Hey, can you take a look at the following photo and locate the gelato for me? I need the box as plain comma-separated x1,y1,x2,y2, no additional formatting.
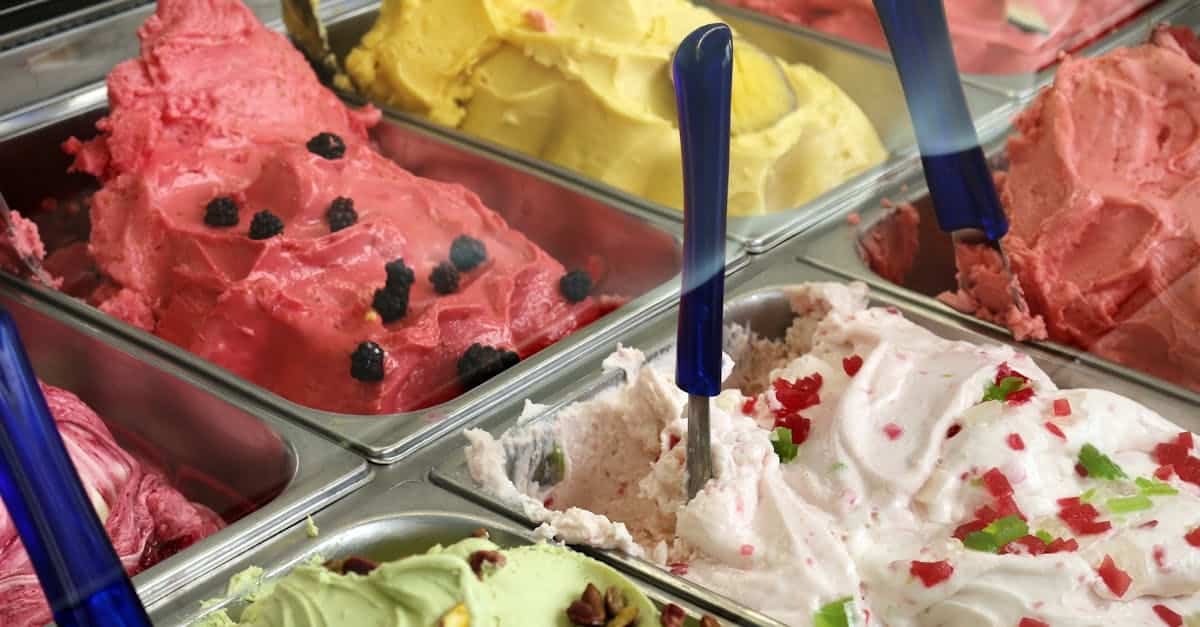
344,0,886,216
724,0,1156,75
47,0,619,414
1,383,223,627
197,535,711,626
931,26,1200,393
468,282,1200,626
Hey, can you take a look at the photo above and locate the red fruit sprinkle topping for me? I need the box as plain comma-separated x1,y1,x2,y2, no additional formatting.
1046,537,1079,553
772,374,822,417
1154,545,1167,569
742,397,757,415
1179,432,1195,450
1007,433,1026,451
946,424,962,439
1075,463,1089,478
1155,465,1175,480
1044,422,1066,440
1139,520,1160,529
1153,604,1183,627
909,560,954,587
1153,439,1200,487
739,544,754,557
1019,619,1050,627
1097,555,1132,598
668,434,681,450
982,468,1014,498
842,355,864,376
1185,528,1200,548
1053,399,1072,417
884,423,903,441
774,414,812,446
1006,387,1035,406
1058,500,1111,536
669,562,689,575
996,362,1031,384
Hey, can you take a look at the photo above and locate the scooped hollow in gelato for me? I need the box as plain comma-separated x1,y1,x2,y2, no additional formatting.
54,0,620,414
723,0,1157,75
468,282,1200,626
1,383,223,627
344,0,885,217
930,26,1200,393
195,535,699,626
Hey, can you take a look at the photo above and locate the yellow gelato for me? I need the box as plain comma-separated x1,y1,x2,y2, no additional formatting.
345,0,886,216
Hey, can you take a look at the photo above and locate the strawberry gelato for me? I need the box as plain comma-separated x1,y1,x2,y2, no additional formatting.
724,0,1156,75
35,0,619,414
468,282,1200,626
0,384,222,627
935,26,1200,392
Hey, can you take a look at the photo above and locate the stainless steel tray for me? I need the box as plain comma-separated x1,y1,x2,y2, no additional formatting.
320,2,1014,254
0,65,728,462
698,0,1189,100
424,258,1199,626
800,124,1200,414
148,478,752,626
0,276,371,608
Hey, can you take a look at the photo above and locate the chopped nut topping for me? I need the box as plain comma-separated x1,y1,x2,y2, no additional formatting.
604,586,627,615
467,550,506,579
567,599,606,626
437,603,469,627
323,555,379,575
606,606,639,627
700,615,721,627
472,527,490,539
568,582,641,626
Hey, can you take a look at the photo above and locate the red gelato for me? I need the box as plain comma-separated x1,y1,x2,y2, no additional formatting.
723,0,1156,75
59,0,618,414
0,384,222,627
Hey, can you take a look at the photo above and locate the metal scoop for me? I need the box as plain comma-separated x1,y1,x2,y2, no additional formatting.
281,0,343,82
0,192,56,287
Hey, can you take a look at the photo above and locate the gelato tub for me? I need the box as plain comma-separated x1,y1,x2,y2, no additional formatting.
320,1,1012,252
148,479,746,626
0,273,369,614
430,258,1200,626
0,0,704,462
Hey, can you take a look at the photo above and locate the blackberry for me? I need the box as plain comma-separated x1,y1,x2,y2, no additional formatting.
248,210,284,240
430,262,460,295
449,235,487,271
203,196,239,227
558,270,593,303
384,258,415,291
326,196,358,232
371,287,408,323
457,343,519,390
306,132,346,160
349,341,386,382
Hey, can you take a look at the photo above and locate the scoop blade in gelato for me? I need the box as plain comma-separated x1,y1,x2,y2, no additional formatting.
345,0,886,216
467,282,1200,625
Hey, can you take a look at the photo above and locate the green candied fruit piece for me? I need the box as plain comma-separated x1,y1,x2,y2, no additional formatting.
1106,495,1153,513
1078,444,1126,480
812,596,854,627
1136,477,1179,496
771,427,799,463
533,445,567,485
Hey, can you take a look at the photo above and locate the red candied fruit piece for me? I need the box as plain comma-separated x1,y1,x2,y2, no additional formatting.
668,562,689,575
842,354,864,376
1179,432,1195,450
995,362,1030,384
772,373,822,417
953,518,990,541
1155,465,1175,480
1139,520,1160,529
1007,433,1026,451
883,423,903,440
1075,463,1089,478
910,560,954,587
1019,619,1050,627
1058,500,1111,536
1186,527,1200,548
946,424,962,439
668,434,681,450
1002,535,1047,556
742,397,757,415
982,468,1014,498
1044,422,1066,440
774,414,812,446
1097,555,1132,598
1153,440,1200,487
1154,604,1184,627
1046,537,1079,553
1053,398,1072,417
1007,387,1035,405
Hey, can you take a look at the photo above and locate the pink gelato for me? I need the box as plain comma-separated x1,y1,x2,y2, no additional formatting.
943,25,1200,392
724,0,1157,75
51,0,619,414
0,384,222,627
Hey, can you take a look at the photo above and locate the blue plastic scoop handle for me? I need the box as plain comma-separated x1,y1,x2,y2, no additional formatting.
0,311,151,626
873,0,1010,241
673,23,733,397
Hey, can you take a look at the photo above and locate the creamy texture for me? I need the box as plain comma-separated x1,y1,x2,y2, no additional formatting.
468,282,1200,626
345,0,885,216
941,26,1200,393
0,384,222,627
725,0,1155,75
199,538,659,626
61,0,617,414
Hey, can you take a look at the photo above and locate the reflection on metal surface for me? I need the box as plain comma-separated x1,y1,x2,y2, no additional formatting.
0,281,370,606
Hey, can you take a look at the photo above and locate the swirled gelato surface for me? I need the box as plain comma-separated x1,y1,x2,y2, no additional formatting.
0,384,222,627
724,0,1156,75
345,0,885,216
58,0,617,414
468,282,1200,626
